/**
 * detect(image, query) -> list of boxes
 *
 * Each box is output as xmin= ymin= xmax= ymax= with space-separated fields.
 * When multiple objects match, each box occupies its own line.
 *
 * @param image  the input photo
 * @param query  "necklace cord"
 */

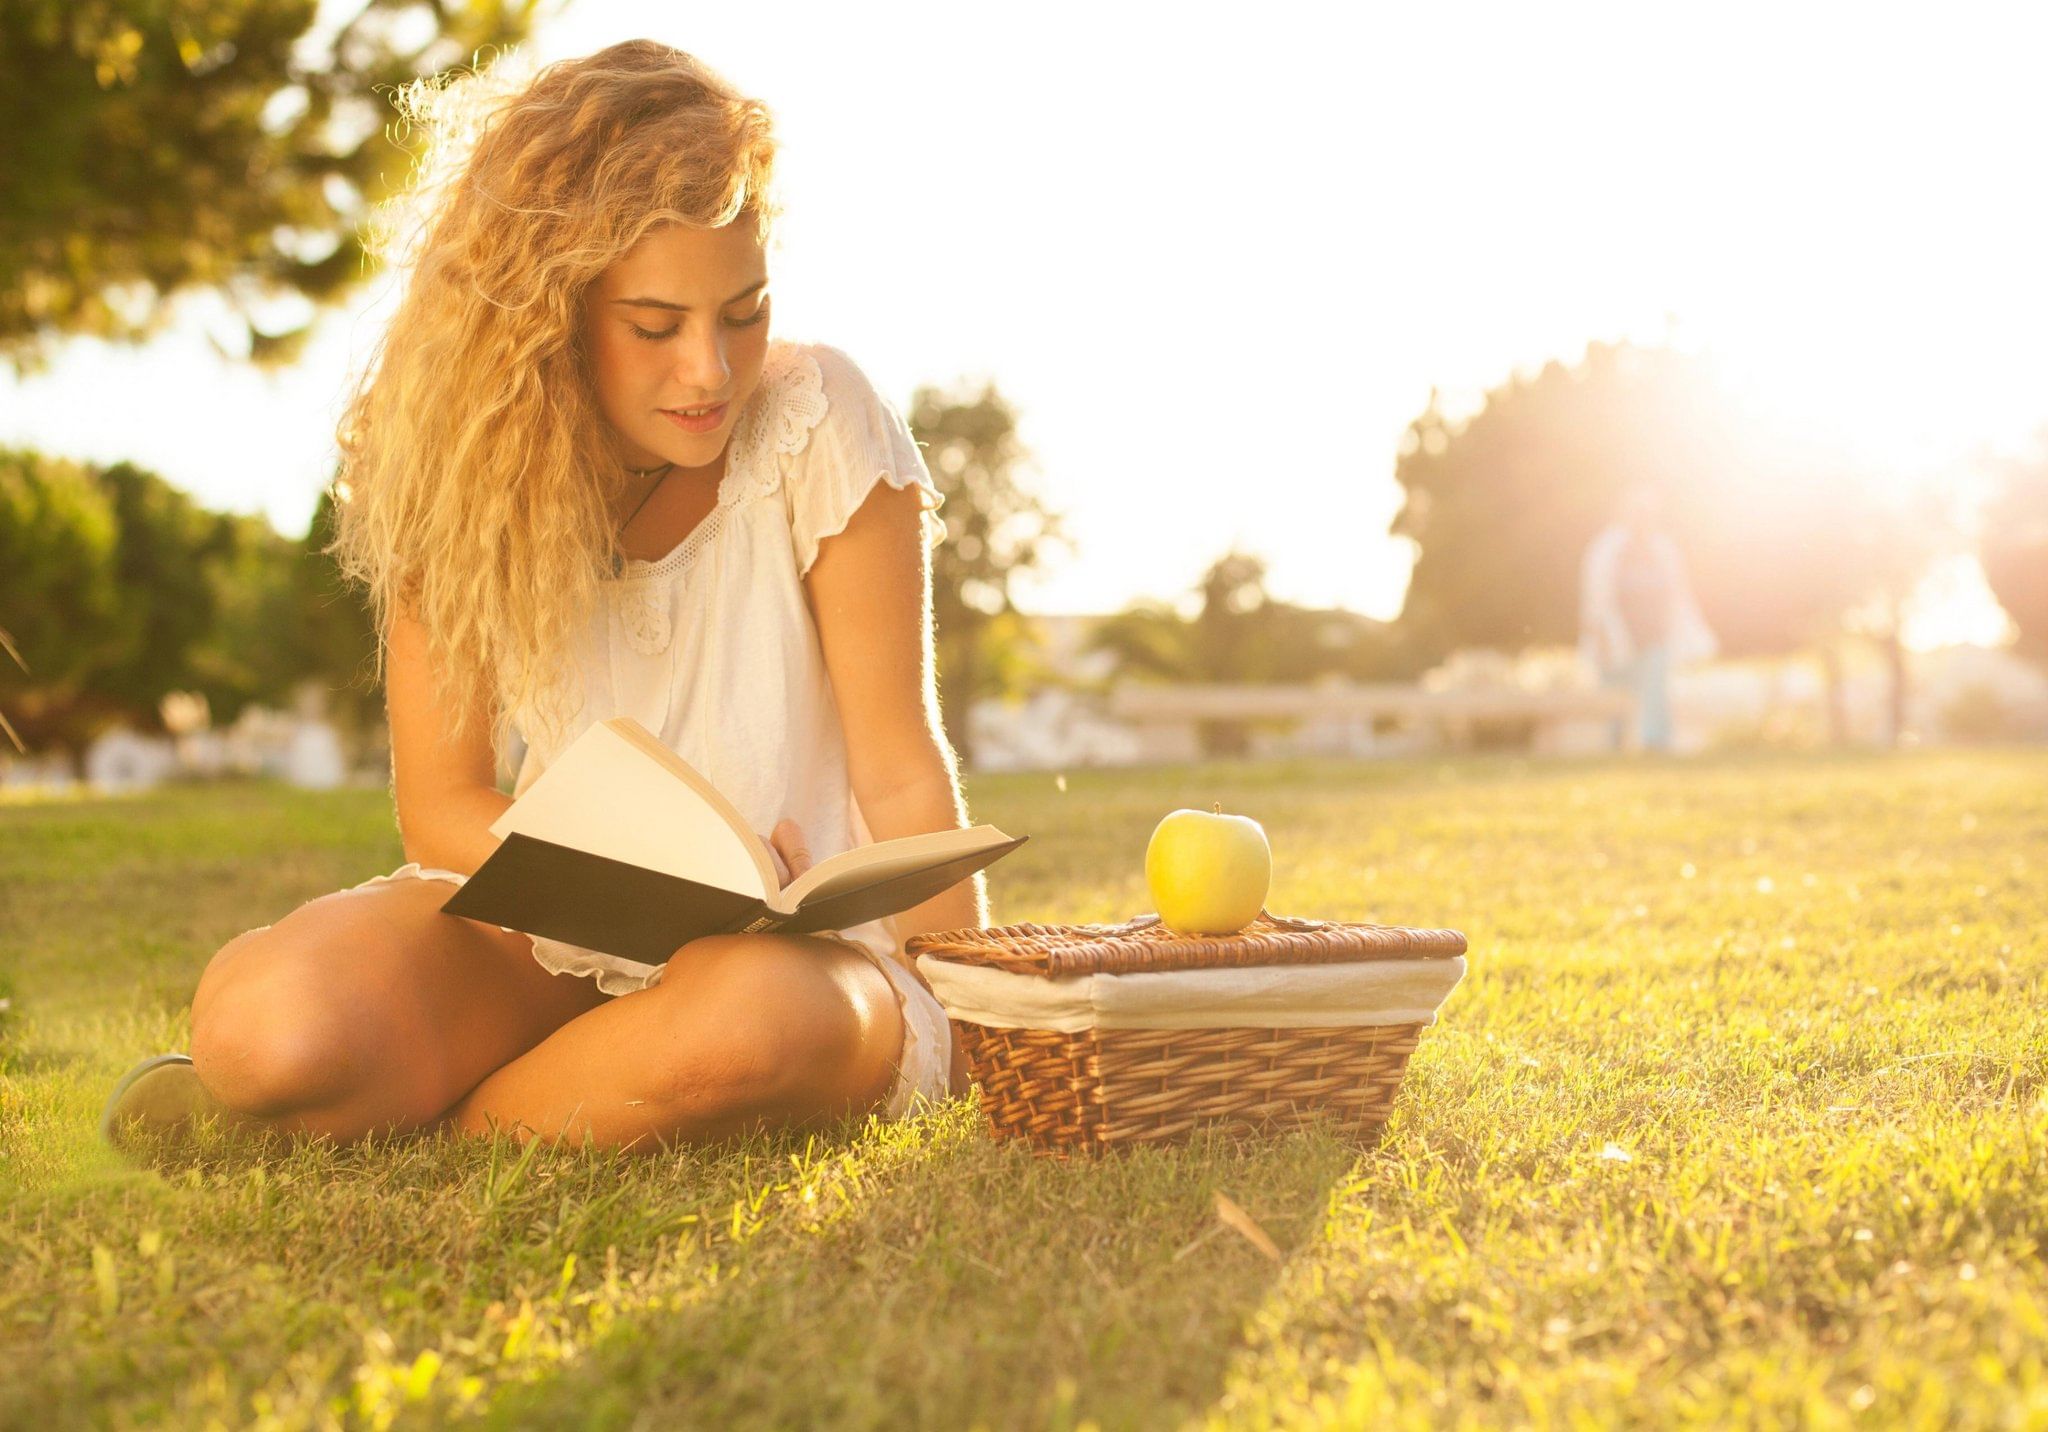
xmin=612 ymin=462 xmax=675 ymax=574
xmin=619 ymin=462 xmax=674 ymax=529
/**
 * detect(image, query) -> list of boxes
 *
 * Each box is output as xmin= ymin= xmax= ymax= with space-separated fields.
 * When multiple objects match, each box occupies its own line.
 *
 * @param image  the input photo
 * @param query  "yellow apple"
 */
xmin=1145 ymin=803 xmax=1271 ymax=935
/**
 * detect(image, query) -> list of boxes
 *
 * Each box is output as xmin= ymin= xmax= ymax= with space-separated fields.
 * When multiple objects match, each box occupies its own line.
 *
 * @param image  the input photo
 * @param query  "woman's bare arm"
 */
xmin=384 ymin=606 xmax=513 ymax=876
xmin=803 ymin=479 xmax=986 ymax=952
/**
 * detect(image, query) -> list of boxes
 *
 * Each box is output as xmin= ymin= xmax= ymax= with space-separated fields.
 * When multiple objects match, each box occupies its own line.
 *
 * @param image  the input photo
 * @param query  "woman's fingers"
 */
xmin=773 ymin=818 xmax=812 ymax=879
xmin=758 ymin=821 xmax=811 ymax=885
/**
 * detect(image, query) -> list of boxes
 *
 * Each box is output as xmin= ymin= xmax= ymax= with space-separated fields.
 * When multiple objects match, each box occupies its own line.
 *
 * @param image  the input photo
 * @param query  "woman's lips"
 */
xmin=660 ymin=402 xmax=728 ymax=435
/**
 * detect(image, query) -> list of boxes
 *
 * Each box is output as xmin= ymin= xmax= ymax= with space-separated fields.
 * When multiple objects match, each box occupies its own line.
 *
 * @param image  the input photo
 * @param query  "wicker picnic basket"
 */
xmin=906 ymin=909 xmax=1467 ymax=1159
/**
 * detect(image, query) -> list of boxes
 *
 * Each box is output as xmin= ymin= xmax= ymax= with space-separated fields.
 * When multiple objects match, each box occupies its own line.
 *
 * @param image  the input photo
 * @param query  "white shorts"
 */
xmin=349 ymin=861 xmax=956 ymax=1122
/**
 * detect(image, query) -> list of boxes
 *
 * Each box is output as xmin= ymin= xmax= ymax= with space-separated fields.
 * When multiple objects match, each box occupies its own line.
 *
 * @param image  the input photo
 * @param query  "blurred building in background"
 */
xmin=955 ymin=624 xmax=2048 ymax=774
xmin=7 ymin=616 xmax=2047 ymax=795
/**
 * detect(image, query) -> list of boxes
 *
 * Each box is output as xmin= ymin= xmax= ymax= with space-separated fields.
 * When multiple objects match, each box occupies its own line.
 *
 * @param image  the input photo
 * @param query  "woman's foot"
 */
xmin=100 ymin=1053 xmax=277 ymax=1155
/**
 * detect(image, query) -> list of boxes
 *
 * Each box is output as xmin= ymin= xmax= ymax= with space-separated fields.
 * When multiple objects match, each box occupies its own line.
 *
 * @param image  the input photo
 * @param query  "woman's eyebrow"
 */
xmin=610 ymin=279 xmax=768 ymax=312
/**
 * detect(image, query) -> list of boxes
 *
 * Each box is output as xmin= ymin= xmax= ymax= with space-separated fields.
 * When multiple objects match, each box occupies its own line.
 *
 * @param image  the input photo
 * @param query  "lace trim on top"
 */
xmin=605 ymin=344 xmax=829 ymax=656
xmin=607 ymin=344 xmax=827 ymax=585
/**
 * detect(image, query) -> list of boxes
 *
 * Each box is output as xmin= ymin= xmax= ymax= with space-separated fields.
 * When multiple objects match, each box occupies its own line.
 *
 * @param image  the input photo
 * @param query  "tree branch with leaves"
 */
xmin=0 ymin=0 xmax=542 ymax=373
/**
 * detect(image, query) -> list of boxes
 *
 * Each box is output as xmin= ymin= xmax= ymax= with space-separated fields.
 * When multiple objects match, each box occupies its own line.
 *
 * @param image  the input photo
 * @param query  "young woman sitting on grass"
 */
xmin=102 ymin=39 xmax=978 ymax=1155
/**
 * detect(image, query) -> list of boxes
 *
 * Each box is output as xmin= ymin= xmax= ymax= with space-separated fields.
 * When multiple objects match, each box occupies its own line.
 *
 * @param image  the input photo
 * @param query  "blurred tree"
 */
xmin=0 ymin=0 xmax=540 ymax=373
xmin=908 ymin=380 xmax=1072 ymax=767
xmin=0 ymin=621 xmax=22 ymax=753
xmin=1267 ymin=604 xmax=1412 ymax=683
xmin=182 ymin=508 xmax=307 ymax=726
xmin=91 ymin=460 xmax=231 ymax=715
xmin=1188 ymin=550 xmax=1269 ymax=687
xmin=1389 ymin=341 xmax=1935 ymax=741
xmin=1088 ymin=549 xmax=1406 ymax=686
xmin=0 ymin=449 xmax=130 ymax=754
xmin=1084 ymin=548 xmax=1409 ymax=756
xmin=1982 ymin=443 xmax=2048 ymax=662
xmin=1187 ymin=550 xmax=1284 ymax=756
xmin=1083 ymin=599 xmax=1192 ymax=684
xmin=0 ymin=449 xmax=313 ymax=757
xmin=288 ymin=481 xmax=382 ymax=736
xmin=1832 ymin=489 xmax=1947 ymax=745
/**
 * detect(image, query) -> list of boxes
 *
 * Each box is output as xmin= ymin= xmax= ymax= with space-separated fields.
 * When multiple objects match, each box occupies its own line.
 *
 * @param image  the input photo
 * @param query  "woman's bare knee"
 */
xmin=648 ymin=937 xmax=885 ymax=1121
xmin=188 ymin=880 xmax=606 ymax=1134
xmin=628 ymin=982 xmax=792 ymax=1122
xmin=190 ymin=939 xmax=369 ymax=1118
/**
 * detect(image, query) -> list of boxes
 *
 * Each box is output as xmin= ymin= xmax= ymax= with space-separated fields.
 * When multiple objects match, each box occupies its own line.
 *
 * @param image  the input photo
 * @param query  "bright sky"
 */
xmin=5 ymin=0 xmax=2043 ymax=647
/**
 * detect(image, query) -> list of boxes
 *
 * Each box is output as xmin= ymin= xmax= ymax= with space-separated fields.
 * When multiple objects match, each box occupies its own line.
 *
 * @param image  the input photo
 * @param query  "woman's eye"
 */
xmin=629 ymin=303 xmax=765 ymax=340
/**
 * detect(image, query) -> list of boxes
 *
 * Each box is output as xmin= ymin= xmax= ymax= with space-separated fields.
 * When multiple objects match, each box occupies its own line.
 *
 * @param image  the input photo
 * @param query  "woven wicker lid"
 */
xmin=904 ymin=908 xmax=1467 ymax=979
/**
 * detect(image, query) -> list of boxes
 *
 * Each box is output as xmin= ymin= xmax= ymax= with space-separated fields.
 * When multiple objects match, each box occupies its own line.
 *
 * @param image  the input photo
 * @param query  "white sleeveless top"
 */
xmin=506 ymin=338 xmax=947 ymax=995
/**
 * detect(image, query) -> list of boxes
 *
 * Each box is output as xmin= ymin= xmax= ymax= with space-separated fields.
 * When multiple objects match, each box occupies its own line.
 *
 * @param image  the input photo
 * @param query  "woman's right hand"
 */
xmin=758 ymin=818 xmax=813 ymax=886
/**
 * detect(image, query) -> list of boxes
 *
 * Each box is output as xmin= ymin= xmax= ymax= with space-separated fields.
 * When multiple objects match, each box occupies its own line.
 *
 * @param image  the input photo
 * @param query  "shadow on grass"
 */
xmin=470 ymin=1102 xmax=1375 ymax=1430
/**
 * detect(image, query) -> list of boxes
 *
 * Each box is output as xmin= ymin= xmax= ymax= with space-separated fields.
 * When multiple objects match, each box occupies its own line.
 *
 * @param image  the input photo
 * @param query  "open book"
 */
xmin=438 ymin=716 xmax=1027 ymax=964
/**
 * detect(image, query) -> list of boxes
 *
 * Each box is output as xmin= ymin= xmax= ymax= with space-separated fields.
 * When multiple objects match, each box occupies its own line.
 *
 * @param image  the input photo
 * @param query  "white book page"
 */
xmin=487 ymin=719 xmax=771 ymax=898
xmin=770 ymin=825 xmax=1012 ymax=911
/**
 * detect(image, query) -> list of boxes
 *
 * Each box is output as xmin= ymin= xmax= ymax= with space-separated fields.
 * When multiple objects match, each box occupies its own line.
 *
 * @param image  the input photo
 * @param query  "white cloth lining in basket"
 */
xmin=912 ymin=954 xmax=1467 ymax=1033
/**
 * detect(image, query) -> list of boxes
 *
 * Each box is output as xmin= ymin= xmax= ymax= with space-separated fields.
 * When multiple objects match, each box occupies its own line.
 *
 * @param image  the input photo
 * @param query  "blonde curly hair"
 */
xmin=326 ymin=39 xmax=781 ymax=766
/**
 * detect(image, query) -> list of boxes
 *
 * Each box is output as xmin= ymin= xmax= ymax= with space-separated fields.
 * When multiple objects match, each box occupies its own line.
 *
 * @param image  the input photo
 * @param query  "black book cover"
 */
xmin=439 ymin=831 xmax=1029 ymax=964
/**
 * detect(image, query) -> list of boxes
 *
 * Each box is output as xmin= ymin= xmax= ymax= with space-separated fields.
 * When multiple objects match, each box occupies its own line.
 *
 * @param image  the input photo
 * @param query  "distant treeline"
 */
xmin=0 ymin=451 xmax=377 ymax=758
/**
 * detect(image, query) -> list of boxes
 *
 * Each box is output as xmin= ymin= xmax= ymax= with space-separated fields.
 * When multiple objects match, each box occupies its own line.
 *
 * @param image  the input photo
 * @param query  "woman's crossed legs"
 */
xmin=188 ymin=874 xmax=905 ymax=1151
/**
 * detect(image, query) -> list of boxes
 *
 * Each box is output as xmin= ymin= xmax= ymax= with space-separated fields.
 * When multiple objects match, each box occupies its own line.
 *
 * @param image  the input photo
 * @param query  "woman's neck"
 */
xmin=611 ymin=444 xmax=727 ymax=520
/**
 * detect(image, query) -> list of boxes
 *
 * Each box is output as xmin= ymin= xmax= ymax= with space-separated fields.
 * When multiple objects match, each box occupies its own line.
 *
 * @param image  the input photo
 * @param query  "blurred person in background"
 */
xmin=1579 ymin=485 xmax=1717 ymax=751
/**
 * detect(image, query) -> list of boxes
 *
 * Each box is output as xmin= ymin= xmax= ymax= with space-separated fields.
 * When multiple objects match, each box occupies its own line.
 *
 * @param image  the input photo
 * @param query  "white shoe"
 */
xmin=99 ymin=1053 xmax=274 ymax=1154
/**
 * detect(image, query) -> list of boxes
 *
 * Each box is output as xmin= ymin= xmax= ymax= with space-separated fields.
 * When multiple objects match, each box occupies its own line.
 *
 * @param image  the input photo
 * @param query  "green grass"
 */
xmin=2 ymin=752 xmax=2045 ymax=1429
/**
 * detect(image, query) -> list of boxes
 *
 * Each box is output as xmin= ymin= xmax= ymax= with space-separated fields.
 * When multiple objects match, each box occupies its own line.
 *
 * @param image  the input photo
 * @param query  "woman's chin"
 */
xmin=648 ymin=431 xmax=733 ymax=473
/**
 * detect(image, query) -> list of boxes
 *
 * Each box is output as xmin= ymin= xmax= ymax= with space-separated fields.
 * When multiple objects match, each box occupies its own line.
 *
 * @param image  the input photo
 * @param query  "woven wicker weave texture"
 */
xmin=958 ymin=1021 xmax=1424 ymax=1157
xmin=907 ymin=909 xmax=1464 ymax=1158
xmin=905 ymin=908 xmax=1467 ymax=978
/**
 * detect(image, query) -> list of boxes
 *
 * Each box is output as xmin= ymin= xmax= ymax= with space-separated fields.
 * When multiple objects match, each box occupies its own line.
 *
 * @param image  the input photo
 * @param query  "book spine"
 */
xmin=735 ymin=912 xmax=785 ymax=934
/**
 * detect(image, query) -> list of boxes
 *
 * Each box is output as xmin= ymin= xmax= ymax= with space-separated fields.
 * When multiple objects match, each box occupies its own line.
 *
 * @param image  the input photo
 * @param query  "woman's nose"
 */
xmin=673 ymin=326 xmax=731 ymax=395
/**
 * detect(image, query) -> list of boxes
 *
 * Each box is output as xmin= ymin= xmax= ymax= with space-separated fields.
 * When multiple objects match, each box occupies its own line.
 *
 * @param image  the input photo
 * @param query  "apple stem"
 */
xmin=1211 ymin=801 xmax=1221 ymax=814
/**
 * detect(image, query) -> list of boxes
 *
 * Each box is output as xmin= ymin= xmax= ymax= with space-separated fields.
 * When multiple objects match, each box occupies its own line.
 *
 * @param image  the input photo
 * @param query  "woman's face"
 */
xmin=582 ymin=220 xmax=772 ymax=476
